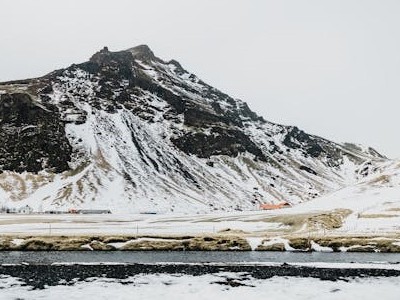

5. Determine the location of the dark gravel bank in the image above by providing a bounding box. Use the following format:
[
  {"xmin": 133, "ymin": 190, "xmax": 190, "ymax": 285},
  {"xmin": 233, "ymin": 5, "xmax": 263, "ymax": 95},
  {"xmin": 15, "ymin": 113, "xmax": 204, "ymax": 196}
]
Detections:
[{"xmin": 1, "ymin": 263, "xmax": 400, "ymax": 289}]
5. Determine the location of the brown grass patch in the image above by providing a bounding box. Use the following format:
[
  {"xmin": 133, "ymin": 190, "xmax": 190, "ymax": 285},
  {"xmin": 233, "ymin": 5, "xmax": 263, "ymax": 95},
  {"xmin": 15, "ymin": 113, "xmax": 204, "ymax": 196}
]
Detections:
[
  {"xmin": 95, "ymin": 149, "xmax": 112, "ymax": 172},
  {"xmin": 256, "ymin": 243, "xmax": 286, "ymax": 251},
  {"xmin": 306, "ymin": 209, "xmax": 352, "ymax": 230},
  {"xmin": 368, "ymin": 174, "xmax": 390, "ymax": 185},
  {"xmin": 264, "ymin": 209, "xmax": 352, "ymax": 232}
]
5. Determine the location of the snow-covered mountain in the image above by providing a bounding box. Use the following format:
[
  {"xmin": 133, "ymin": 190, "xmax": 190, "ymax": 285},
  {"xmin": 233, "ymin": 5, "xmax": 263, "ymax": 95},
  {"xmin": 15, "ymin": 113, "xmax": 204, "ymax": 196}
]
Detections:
[{"xmin": 0, "ymin": 45, "xmax": 388, "ymax": 213}]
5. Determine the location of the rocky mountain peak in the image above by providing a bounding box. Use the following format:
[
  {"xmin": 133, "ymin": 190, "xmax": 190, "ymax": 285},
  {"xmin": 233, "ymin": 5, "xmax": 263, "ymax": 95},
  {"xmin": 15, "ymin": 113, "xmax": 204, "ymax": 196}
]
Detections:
[
  {"xmin": 89, "ymin": 46, "xmax": 134, "ymax": 68},
  {"xmin": 127, "ymin": 44, "xmax": 157, "ymax": 61},
  {"xmin": 0, "ymin": 45, "xmax": 389, "ymax": 213}
]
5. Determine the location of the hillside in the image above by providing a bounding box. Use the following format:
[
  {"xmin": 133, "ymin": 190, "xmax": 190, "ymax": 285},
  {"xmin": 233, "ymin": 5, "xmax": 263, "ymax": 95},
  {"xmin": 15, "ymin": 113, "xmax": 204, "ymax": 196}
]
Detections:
[{"xmin": 0, "ymin": 45, "xmax": 387, "ymax": 213}]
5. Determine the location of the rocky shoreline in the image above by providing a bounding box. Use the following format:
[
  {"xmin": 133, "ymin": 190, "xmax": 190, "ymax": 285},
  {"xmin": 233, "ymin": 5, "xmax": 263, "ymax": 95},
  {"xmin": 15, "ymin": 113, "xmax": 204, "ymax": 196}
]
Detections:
[{"xmin": 0, "ymin": 263, "xmax": 400, "ymax": 289}]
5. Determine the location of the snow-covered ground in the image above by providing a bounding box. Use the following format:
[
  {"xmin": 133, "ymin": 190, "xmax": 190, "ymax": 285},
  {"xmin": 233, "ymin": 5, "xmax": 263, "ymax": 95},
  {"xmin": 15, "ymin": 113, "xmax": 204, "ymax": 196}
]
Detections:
[
  {"xmin": 0, "ymin": 173, "xmax": 399, "ymax": 237},
  {"xmin": 0, "ymin": 212, "xmax": 285, "ymax": 235},
  {"xmin": 0, "ymin": 273, "xmax": 399, "ymax": 300},
  {"xmin": 280, "ymin": 160, "xmax": 400, "ymax": 235},
  {"xmin": 0, "ymin": 162, "xmax": 399, "ymax": 241}
]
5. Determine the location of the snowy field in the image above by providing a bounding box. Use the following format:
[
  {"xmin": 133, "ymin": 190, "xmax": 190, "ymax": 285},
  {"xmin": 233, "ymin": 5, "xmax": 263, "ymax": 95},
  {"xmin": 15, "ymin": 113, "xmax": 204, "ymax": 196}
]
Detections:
[
  {"xmin": 0, "ymin": 272, "xmax": 399, "ymax": 300},
  {"xmin": 1, "ymin": 160, "xmax": 400, "ymax": 245},
  {"xmin": 1, "ymin": 167, "xmax": 400, "ymax": 255},
  {"xmin": 0, "ymin": 201, "xmax": 398, "ymax": 237},
  {"xmin": 1, "ymin": 162, "xmax": 400, "ymax": 238},
  {"xmin": 0, "ymin": 212, "xmax": 282, "ymax": 235}
]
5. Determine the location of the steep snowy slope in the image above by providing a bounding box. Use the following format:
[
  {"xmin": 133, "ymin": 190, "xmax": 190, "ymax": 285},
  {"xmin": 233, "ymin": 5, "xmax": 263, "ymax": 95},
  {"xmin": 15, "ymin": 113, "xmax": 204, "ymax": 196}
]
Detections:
[
  {"xmin": 0, "ymin": 45, "xmax": 387, "ymax": 213},
  {"xmin": 281, "ymin": 159, "xmax": 400, "ymax": 234}
]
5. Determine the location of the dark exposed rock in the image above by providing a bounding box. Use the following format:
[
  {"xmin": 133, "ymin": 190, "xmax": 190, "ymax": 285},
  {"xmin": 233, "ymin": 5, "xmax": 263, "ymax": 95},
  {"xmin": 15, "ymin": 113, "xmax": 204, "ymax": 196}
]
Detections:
[
  {"xmin": 171, "ymin": 128, "xmax": 266, "ymax": 161},
  {"xmin": 0, "ymin": 93, "xmax": 72, "ymax": 173},
  {"xmin": 183, "ymin": 106, "xmax": 227, "ymax": 127},
  {"xmin": 128, "ymin": 44, "xmax": 158, "ymax": 61},
  {"xmin": 283, "ymin": 127, "xmax": 324, "ymax": 158},
  {"xmin": 299, "ymin": 165, "xmax": 318, "ymax": 175}
]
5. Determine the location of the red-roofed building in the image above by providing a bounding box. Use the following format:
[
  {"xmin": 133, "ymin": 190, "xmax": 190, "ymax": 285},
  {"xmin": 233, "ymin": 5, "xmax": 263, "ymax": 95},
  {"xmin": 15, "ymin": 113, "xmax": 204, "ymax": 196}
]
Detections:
[{"xmin": 260, "ymin": 201, "xmax": 291, "ymax": 210}]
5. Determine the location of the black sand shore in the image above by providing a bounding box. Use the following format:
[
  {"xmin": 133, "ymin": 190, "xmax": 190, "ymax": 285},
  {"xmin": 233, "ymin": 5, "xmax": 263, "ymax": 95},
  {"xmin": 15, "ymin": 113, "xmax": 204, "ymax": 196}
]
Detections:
[{"xmin": 1, "ymin": 263, "xmax": 400, "ymax": 289}]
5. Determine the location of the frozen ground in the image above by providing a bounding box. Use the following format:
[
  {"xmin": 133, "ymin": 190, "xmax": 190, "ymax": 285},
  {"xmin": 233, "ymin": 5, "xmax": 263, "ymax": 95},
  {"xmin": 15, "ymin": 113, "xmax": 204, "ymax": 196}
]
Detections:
[
  {"xmin": 1, "ymin": 162, "xmax": 400, "ymax": 239},
  {"xmin": 0, "ymin": 272, "xmax": 399, "ymax": 300},
  {"xmin": 1, "ymin": 163, "xmax": 399, "ymax": 255},
  {"xmin": 0, "ymin": 212, "xmax": 285, "ymax": 235}
]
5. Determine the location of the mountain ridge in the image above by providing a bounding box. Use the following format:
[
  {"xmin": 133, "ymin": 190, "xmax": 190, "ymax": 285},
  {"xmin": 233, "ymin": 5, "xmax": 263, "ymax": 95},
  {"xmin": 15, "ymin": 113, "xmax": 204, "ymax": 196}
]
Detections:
[{"xmin": 0, "ymin": 45, "xmax": 388, "ymax": 213}]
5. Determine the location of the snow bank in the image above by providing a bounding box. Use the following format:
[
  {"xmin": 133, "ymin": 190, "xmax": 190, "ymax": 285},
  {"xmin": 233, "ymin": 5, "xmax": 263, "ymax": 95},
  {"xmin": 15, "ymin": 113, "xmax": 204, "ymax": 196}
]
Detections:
[{"xmin": 0, "ymin": 273, "xmax": 399, "ymax": 300}]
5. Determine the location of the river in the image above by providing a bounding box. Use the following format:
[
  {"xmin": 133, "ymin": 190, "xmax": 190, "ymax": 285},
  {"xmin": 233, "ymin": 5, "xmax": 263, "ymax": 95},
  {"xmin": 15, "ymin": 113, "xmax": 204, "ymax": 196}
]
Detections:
[{"xmin": 1, "ymin": 251, "xmax": 400, "ymax": 264}]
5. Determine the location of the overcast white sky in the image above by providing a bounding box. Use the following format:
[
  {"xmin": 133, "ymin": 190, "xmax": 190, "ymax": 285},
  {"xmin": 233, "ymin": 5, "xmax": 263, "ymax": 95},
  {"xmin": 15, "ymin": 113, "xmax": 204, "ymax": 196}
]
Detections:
[{"xmin": 1, "ymin": 0, "xmax": 399, "ymax": 158}]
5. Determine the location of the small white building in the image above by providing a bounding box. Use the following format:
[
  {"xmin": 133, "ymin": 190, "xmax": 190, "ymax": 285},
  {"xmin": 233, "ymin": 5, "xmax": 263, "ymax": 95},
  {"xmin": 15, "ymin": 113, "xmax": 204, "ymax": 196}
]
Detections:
[{"xmin": 18, "ymin": 205, "xmax": 34, "ymax": 214}]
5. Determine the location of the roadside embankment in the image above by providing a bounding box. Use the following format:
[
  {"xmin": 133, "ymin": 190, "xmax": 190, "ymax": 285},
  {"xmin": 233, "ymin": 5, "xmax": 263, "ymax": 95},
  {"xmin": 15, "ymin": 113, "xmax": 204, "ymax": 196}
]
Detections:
[{"xmin": 1, "ymin": 233, "xmax": 400, "ymax": 252}]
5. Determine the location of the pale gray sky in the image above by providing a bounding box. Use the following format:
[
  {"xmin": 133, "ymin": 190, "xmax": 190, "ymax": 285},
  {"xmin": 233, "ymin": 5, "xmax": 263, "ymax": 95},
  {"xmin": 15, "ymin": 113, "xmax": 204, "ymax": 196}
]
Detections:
[{"xmin": 1, "ymin": 0, "xmax": 399, "ymax": 157}]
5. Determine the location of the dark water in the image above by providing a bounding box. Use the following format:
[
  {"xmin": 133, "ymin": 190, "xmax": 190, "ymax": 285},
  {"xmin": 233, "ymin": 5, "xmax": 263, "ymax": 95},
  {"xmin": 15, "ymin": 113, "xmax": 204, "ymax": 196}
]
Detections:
[{"xmin": 0, "ymin": 251, "xmax": 399, "ymax": 265}]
